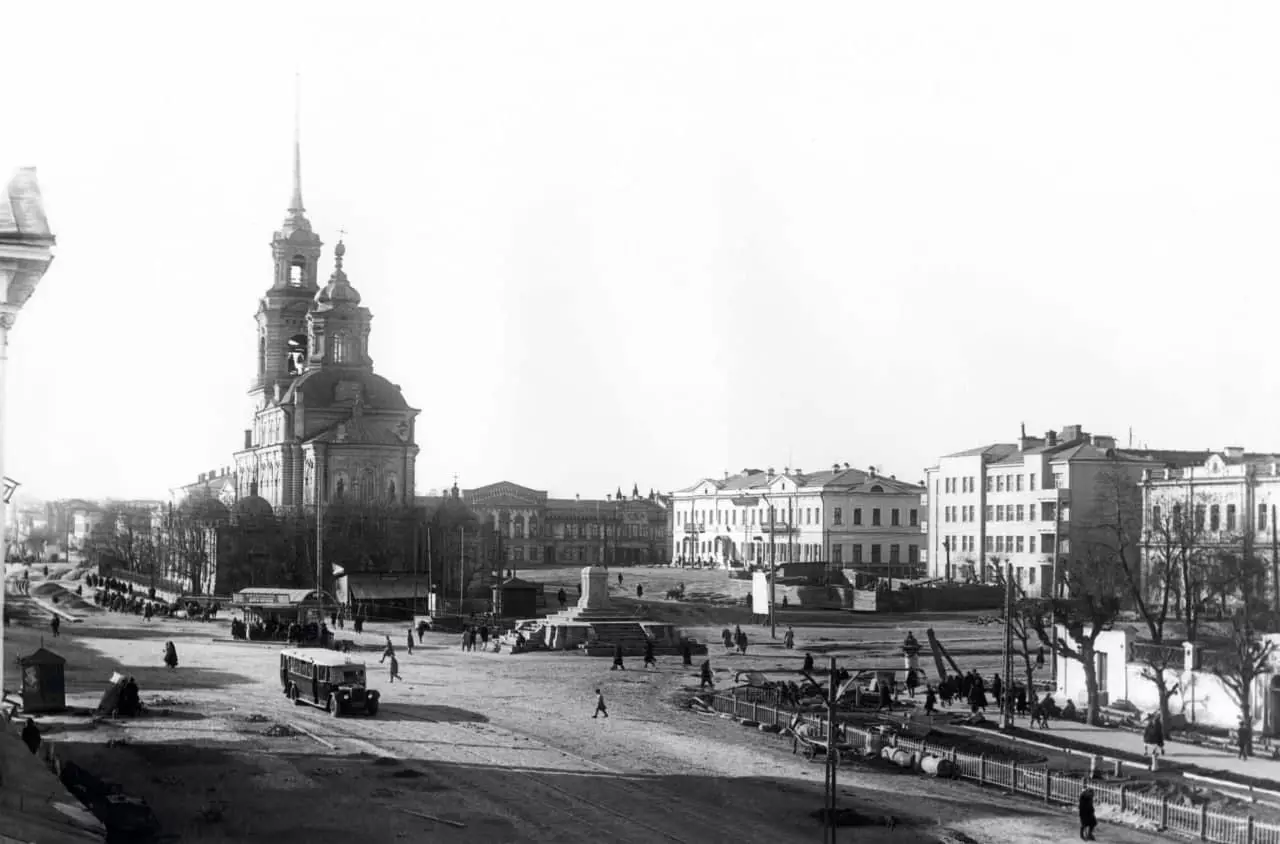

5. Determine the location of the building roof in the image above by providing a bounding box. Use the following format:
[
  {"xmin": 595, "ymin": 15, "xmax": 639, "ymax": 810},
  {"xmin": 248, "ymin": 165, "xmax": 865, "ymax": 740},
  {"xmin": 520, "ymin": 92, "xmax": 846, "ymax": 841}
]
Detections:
[
  {"xmin": 678, "ymin": 466, "xmax": 924, "ymax": 495},
  {"xmin": 499, "ymin": 577, "xmax": 541, "ymax": 590},
  {"xmin": 0, "ymin": 168, "xmax": 53, "ymax": 240},
  {"xmin": 942, "ymin": 443, "xmax": 1021, "ymax": 461},
  {"xmin": 280, "ymin": 367, "xmax": 410, "ymax": 411},
  {"xmin": 234, "ymin": 587, "xmax": 327, "ymax": 605},
  {"xmin": 280, "ymin": 647, "xmax": 368, "ymax": 668}
]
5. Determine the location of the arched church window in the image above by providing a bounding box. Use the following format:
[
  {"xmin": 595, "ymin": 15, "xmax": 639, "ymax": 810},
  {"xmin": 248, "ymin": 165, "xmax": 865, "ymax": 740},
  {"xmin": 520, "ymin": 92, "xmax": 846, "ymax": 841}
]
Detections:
[
  {"xmin": 258, "ymin": 335, "xmax": 266, "ymax": 376},
  {"xmin": 286, "ymin": 335, "xmax": 308, "ymax": 376},
  {"xmin": 288, "ymin": 255, "xmax": 306, "ymax": 287},
  {"xmin": 528, "ymin": 516, "xmax": 538, "ymax": 538},
  {"xmin": 514, "ymin": 515, "xmax": 525, "ymax": 539},
  {"xmin": 335, "ymin": 475, "xmax": 345, "ymax": 501},
  {"xmin": 387, "ymin": 477, "xmax": 398, "ymax": 502},
  {"xmin": 332, "ymin": 332, "xmax": 350, "ymax": 364}
]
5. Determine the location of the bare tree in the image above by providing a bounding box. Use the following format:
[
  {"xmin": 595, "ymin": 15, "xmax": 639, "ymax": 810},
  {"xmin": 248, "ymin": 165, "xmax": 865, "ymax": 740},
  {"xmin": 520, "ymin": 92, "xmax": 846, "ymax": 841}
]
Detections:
[{"xmin": 1208, "ymin": 550, "xmax": 1278, "ymax": 758}]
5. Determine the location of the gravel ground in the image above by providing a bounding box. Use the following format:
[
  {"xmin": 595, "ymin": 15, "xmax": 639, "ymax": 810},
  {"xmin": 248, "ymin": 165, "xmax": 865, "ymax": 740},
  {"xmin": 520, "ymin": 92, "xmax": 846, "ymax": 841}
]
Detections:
[{"xmin": 2, "ymin": 565, "xmax": 1167, "ymax": 844}]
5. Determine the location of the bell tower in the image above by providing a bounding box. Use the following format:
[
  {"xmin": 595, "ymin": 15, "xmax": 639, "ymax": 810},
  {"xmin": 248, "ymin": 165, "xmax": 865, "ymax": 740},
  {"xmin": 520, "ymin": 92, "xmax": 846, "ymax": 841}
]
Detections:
[
  {"xmin": 252, "ymin": 82, "xmax": 323, "ymax": 402},
  {"xmin": 307, "ymin": 237, "xmax": 374, "ymax": 372}
]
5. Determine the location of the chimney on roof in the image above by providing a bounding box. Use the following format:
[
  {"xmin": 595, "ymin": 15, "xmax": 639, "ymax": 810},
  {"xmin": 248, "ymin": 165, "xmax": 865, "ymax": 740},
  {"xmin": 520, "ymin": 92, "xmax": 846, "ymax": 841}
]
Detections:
[
  {"xmin": 843, "ymin": 462, "xmax": 850, "ymax": 470},
  {"xmin": 784, "ymin": 466, "xmax": 790, "ymax": 474},
  {"xmin": 1224, "ymin": 446, "xmax": 1245, "ymax": 460},
  {"xmin": 869, "ymin": 466, "xmax": 876, "ymax": 478},
  {"xmin": 1091, "ymin": 434, "xmax": 1117, "ymax": 449},
  {"xmin": 794, "ymin": 467, "xmax": 802, "ymax": 475},
  {"xmin": 1045, "ymin": 430, "xmax": 1057, "ymax": 447},
  {"xmin": 198, "ymin": 473, "xmax": 206, "ymax": 483},
  {"xmin": 724, "ymin": 470, "xmax": 729, "ymax": 480},
  {"xmin": 767, "ymin": 467, "xmax": 775, "ymax": 478},
  {"xmin": 832, "ymin": 463, "xmax": 840, "ymax": 472},
  {"xmin": 890, "ymin": 475, "xmax": 896, "ymax": 480},
  {"xmin": 1062, "ymin": 424, "xmax": 1084, "ymax": 442}
]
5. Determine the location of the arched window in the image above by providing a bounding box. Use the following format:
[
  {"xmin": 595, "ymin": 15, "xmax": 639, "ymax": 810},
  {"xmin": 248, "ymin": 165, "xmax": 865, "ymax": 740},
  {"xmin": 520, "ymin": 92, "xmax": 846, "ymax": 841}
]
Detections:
[
  {"xmin": 514, "ymin": 515, "xmax": 525, "ymax": 539},
  {"xmin": 528, "ymin": 516, "xmax": 538, "ymax": 538},
  {"xmin": 288, "ymin": 256, "xmax": 306, "ymax": 287},
  {"xmin": 332, "ymin": 332, "xmax": 349, "ymax": 364},
  {"xmin": 387, "ymin": 473, "xmax": 399, "ymax": 502},
  {"xmin": 286, "ymin": 334, "xmax": 308, "ymax": 375}
]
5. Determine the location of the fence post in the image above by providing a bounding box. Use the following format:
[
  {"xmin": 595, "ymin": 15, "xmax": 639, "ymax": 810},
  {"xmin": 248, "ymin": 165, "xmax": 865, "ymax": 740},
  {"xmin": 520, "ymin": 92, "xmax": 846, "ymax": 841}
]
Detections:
[
  {"xmin": 1247, "ymin": 816, "xmax": 1255, "ymax": 844},
  {"xmin": 752, "ymin": 700, "xmax": 758, "ymax": 722},
  {"xmin": 1161, "ymin": 796, "xmax": 1169, "ymax": 831},
  {"xmin": 1119, "ymin": 785, "xmax": 1127, "ymax": 814},
  {"xmin": 1197, "ymin": 803, "xmax": 1206, "ymax": 840},
  {"xmin": 1044, "ymin": 769, "xmax": 1052, "ymax": 803},
  {"xmin": 1010, "ymin": 761, "xmax": 1019, "ymax": 794},
  {"xmin": 979, "ymin": 755, "xmax": 987, "ymax": 785}
]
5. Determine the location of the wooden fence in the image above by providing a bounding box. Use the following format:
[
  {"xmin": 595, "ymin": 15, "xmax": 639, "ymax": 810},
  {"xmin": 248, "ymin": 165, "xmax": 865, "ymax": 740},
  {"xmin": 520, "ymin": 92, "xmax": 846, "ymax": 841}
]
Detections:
[{"xmin": 706, "ymin": 689, "xmax": 1280, "ymax": 844}]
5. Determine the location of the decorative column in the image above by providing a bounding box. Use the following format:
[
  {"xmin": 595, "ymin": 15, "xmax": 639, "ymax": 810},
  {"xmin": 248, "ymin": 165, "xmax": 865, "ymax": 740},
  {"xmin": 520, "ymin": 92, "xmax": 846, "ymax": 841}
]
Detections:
[{"xmin": 0, "ymin": 167, "xmax": 56, "ymax": 698}]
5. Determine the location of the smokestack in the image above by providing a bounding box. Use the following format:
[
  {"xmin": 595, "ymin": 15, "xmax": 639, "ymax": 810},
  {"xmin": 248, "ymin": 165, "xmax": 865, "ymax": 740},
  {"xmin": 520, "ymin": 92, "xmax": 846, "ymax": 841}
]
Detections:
[{"xmin": 1045, "ymin": 430, "xmax": 1057, "ymax": 447}]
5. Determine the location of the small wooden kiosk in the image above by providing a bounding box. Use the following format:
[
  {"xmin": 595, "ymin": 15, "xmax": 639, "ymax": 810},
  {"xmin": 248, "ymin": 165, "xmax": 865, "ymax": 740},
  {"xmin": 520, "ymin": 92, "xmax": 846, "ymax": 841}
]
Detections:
[{"xmin": 19, "ymin": 647, "xmax": 67, "ymax": 713}]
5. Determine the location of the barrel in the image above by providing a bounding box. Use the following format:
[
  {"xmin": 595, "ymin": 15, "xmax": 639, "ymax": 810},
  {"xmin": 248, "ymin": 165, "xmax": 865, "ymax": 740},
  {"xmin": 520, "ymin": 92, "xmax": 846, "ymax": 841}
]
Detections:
[
  {"xmin": 890, "ymin": 749, "xmax": 914, "ymax": 768},
  {"xmin": 921, "ymin": 755, "xmax": 955, "ymax": 777}
]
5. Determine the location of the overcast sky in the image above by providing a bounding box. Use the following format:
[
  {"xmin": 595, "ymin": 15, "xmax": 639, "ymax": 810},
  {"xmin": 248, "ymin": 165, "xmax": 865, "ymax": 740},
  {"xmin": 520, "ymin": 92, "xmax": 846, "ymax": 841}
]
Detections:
[{"xmin": 5, "ymin": 2, "xmax": 1280, "ymax": 503}]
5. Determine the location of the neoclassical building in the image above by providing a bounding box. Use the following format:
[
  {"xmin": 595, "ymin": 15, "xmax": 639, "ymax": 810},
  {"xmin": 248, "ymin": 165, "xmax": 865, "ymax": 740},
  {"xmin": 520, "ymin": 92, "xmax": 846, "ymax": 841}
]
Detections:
[
  {"xmin": 461, "ymin": 481, "xmax": 670, "ymax": 566},
  {"xmin": 233, "ymin": 140, "xmax": 419, "ymax": 513}
]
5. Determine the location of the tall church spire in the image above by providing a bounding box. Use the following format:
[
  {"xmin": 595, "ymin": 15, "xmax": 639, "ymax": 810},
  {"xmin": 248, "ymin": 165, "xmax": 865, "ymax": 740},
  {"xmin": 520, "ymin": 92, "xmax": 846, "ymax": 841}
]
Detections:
[{"xmin": 289, "ymin": 74, "xmax": 304, "ymax": 214}]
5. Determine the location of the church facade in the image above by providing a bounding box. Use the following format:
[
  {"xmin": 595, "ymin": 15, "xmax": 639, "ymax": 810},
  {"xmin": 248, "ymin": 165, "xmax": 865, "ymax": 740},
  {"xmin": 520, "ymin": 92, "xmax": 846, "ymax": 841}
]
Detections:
[{"xmin": 232, "ymin": 141, "xmax": 419, "ymax": 515}]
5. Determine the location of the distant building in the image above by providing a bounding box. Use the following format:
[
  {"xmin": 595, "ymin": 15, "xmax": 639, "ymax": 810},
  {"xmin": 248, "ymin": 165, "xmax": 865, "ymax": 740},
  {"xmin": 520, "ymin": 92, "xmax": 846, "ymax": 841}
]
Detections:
[
  {"xmin": 669, "ymin": 464, "xmax": 926, "ymax": 577},
  {"xmin": 1141, "ymin": 448, "xmax": 1280, "ymax": 603},
  {"xmin": 462, "ymin": 481, "xmax": 670, "ymax": 566},
  {"xmin": 925, "ymin": 424, "xmax": 1208, "ymax": 595}
]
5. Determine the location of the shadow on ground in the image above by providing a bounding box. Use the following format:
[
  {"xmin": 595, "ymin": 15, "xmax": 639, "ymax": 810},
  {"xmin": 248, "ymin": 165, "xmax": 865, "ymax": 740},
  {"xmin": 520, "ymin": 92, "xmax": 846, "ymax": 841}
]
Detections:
[
  {"xmin": 46, "ymin": 735, "xmax": 1049, "ymax": 844},
  {"xmin": 374, "ymin": 703, "xmax": 490, "ymax": 724}
]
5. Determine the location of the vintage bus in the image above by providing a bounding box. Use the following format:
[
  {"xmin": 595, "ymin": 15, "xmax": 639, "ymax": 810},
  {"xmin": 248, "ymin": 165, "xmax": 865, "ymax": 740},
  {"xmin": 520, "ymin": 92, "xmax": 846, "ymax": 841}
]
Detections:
[{"xmin": 279, "ymin": 648, "xmax": 380, "ymax": 717}]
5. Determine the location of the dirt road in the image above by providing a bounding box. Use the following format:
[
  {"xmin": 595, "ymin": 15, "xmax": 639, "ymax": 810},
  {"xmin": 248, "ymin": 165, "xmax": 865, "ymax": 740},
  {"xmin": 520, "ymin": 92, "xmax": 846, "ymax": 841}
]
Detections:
[{"xmin": 5, "ymin": 576, "xmax": 1164, "ymax": 843}]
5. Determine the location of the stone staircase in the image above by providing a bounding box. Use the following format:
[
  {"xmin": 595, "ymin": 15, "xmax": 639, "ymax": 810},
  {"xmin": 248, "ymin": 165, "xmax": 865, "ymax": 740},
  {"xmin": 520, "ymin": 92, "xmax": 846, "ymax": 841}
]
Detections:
[{"xmin": 582, "ymin": 622, "xmax": 654, "ymax": 657}]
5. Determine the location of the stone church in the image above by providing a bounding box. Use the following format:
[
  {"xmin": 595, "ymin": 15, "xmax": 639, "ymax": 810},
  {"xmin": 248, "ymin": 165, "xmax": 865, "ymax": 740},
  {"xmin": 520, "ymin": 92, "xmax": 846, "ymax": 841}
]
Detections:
[{"xmin": 232, "ymin": 140, "xmax": 419, "ymax": 514}]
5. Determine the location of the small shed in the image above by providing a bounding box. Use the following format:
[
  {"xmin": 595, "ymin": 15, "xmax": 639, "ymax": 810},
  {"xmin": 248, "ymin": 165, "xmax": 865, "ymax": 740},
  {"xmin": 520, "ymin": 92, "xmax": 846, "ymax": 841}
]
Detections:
[
  {"xmin": 494, "ymin": 577, "xmax": 540, "ymax": 619},
  {"xmin": 230, "ymin": 588, "xmax": 333, "ymax": 646},
  {"xmin": 19, "ymin": 647, "xmax": 67, "ymax": 713}
]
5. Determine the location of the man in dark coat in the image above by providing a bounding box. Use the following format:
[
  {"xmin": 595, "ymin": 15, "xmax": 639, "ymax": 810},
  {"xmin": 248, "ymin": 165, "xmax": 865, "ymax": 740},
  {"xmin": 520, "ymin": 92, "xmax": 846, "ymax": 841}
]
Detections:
[
  {"xmin": 991, "ymin": 674, "xmax": 1004, "ymax": 711},
  {"xmin": 924, "ymin": 685, "xmax": 938, "ymax": 715},
  {"xmin": 50, "ymin": 615, "xmax": 60, "ymax": 637},
  {"xmin": 680, "ymin": 637, "xmax": 693, "ymax": 666},
  {"xmin": 21, "ymin": 718, "xmax": 40, "ymax": 755},
  {"xmin": 700, "ymin": 659, "xmax": 714, "ymax": 689},
  {"xmin": 611, "ymin": 643, "xmax": 625, "ymax": 671},
  {"xmin": 802, "ymin": 652, "xmax": 815, "ymax": 675},
  {"xmin": 1078, "ymin": 785, "xmax": 1097, "ymax": 840},
  {"xmin": 643, "ymin": 639, "xmax": 656, "ymax": 669},
  {"xmin": 1143, "ymin": 714, "xmax": 1165, "ymax": 757}
]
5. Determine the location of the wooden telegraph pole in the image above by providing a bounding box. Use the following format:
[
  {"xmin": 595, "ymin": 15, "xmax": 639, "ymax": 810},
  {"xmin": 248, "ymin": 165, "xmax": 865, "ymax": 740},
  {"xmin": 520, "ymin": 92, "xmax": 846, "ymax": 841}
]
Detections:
[
  {"xmin": 824, "ymin": 655, "xmax": 839, "ymax": 843},
  {"xmin": 1000, "ymin": 562, "xmax": 1015, "ymax": 730}
]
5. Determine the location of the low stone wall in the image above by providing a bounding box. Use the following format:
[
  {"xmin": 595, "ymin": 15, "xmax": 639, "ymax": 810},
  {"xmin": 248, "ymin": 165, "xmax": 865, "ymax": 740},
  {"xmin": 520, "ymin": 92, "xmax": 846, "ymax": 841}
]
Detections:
[{"xmin": 851, "ymin": 585, "xmax": 1004, "ymax": 613}]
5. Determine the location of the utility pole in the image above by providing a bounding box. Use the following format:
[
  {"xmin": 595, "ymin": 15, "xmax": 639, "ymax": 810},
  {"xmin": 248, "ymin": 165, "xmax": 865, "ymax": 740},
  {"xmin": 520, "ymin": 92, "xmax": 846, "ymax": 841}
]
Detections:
[
  {"xmin": 315, "ymin": 489, "xmax": 325, "ymax": 616},
  {"xmin": 1000, "ymin": 562, "xmax": 1015, "ymax": 730},
  {"xmin": 425, "ymin": 526, "xmax": 433, "ymax": 614},
  {"xmin": 458, "ymin": 525, "xmax": 465, "ymax": 616},
  {"xmin": 770, "ymin": 496, "xmax": 777, "ymax": 640},
  {"xmin": 824, "ymin": 655, "xmax": 839, "ymax": 844},
  {"xmin": 943, "ymin": 537, "xmax": 952, "ymax": 583},
  {"xmin": 1271, "ymin": 504, "xmax": 1279, "ymax": 615}
]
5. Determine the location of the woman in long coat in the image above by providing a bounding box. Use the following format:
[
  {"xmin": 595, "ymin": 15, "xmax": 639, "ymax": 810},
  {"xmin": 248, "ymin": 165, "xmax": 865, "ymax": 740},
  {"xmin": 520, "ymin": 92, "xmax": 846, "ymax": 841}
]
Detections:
[
  {"xmin": 1078, "ymin": 785, "xmax": 1097, "ymax": 840},
  {"xmin": 163, "ymin": 641, "xmax": 178, "ymax": 669}
]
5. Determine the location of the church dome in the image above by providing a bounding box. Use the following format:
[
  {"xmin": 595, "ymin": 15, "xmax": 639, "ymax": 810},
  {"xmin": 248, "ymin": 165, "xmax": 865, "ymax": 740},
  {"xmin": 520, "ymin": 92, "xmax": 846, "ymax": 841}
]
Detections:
[
  {"xmin": 233, "ymin": 495, "xmax": 275, "ymax": 522},
  {"xmin": 178, "ymin": 496, "xmax": 230, "ymax": 523},
  {"xmin": 315, "ymin": 239, "xmax": 362, "ymax": 308},
  {"xmin": 280, "ymin": 367, "xmax": 410, "ymax": 411}
]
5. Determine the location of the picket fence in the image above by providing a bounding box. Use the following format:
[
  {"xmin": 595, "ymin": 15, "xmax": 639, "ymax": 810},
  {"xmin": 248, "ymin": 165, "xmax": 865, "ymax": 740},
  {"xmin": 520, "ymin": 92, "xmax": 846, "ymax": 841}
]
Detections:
[{"xmin": 707, "ymin": 690, "xmax": 1280, "ymax": 844}]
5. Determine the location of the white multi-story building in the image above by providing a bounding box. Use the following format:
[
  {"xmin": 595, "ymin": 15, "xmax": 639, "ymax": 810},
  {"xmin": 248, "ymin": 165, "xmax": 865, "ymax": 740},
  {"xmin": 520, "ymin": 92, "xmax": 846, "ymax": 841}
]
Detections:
[
  {"xmin": 1141, "ymin": 448, "xmax": 1280, "ymax": 601},
  {"xmin": 926, "ymin": 424, "xmax": 1208, "ymax": 595},
  {"xmin": 670, "ymin": 463, "xmax": 926, "ymax": 578}
]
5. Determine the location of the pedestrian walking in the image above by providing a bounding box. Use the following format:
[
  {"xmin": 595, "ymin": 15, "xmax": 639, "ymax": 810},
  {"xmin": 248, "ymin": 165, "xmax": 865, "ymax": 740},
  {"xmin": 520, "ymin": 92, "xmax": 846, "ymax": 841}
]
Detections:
[
  {"xmin": 636, "ymin": 584, "xmax": 644, "ymax": 599},
  {"xmin": 924, "ymin": 685, "xmax": 937, "ymax": 715},
  {"xmin": 480, "ymin": 625, "xmax": 490, "ymax": 648},
  {"xmin": 21, "ymin": 718, "xmax": 40, "ymax": 755},
  {"xmin": 1036, "ymin": 646, "xmax": 1046, "ymax": 669},
  {"xmin": 163, "ymin": 641, "xmax": 179, "ymax": 669},
  {"xmin": 593, "ymin": 689, "xmax": 609, "ymax": 719},
  {"xmin": 618, "ymin": 572, "xmax": 623, "ymax": 587},
  {"xmin": 1143, "ymin": 714, "xmax": 1165, "ymax": 758},
  {"xmin": 406, "ymin": 628, "xmax": 414, "ymax": 655},
  {"xmin": 700, "ymin": 659, "xmax": 714, "ymax": 690},
  {"xmin": 50, "ymin": 615, "xmax": 60, "ymax": 638},
  {"xmin": 680, "ymin": 637, "xmax": 693, "ymax": 666},
  {"xmin": 802, "ymin": 652, "xmax": 814, "ymax": 675},
  {"xmin": 1078, "ymin": 785, "xmax": 1097, "ymax": 840},
  {"xmin": 389, "ymin": 653, "xmax": 402, "ymax": 683},
  {"xmin": 783, "ymin": 626, "xmax": 795, "ymax": 650},
  {"xmin": 1237, "ymin": 717, "xmax": 1252, "ymax": 760},
  {"xmin": 417, "ymin": 622, "xmax": 425, "ymax": 644},
  {"xmin": 144, "ymin": 603, "xmax": 153, "ymax": 623},
  {"xmin": 611, "ymin": 643, "xmax": 626, "ymax": 671},
  {"xmin": 468, "ymin": 627, "xmax": 478, "ymax": 652},
  {"xmin": 643, "ymin": 639, "xmax": 656, "ymax": 669},
  {"xmin": 906, "ymin": 668, "xmax": 919, "ymax": 698},
  {"xmin": 460, "ymin": 627, "xmax": 470, "ymax": 652},
  {"xmin": 991, "ymin": 674, "xmax": 1003, "ymax": 711},
  {"xmin": 721, "ymin": 628, "xmax": 734, "ymax": 652},
  {"xmin": 381, "ymin": 636, "xmax": 395, "ymax": 663}
]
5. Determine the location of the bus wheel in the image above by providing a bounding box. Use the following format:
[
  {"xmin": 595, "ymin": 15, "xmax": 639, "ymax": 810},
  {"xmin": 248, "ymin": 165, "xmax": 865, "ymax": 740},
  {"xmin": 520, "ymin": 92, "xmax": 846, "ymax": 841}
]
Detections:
[
  {"xmin": 289, "ymin": 685, "xmax": 300, "ymax": 704},
  {"xmin": 328, "ymin": 695, "xmax": 342, "ymax": 718}
]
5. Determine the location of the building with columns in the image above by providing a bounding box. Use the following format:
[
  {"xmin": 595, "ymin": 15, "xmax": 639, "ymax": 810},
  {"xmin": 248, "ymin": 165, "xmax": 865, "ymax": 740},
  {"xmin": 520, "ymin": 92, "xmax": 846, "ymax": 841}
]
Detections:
[
  {"xmin": 925, "ymin": 423, "xmax": 1208, "ymax": 595},
  {"xmin": 232, "ymin": 132, "xmax": 419, "ymax": 515},
  {"xmin": 0, "ymin": 167, "xmax": 56, "ymax": 698},
  {"xmin": 1141, "ymin": 448, "xmax": 1280, "ymax": 606},
  {"xmin": 461, "ymin": 481, "xmax": 670, "ymax": 566},
  {"xmin": 669, "ymin": 464, "xmax": 926, "ymax": 577}
]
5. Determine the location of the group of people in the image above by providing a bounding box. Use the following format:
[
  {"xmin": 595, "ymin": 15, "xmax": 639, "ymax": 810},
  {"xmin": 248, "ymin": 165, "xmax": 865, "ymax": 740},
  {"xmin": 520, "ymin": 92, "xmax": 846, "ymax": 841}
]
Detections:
[{"xmin": 721, "ymin": 625, "xmax": 750, "ymax": 654}]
